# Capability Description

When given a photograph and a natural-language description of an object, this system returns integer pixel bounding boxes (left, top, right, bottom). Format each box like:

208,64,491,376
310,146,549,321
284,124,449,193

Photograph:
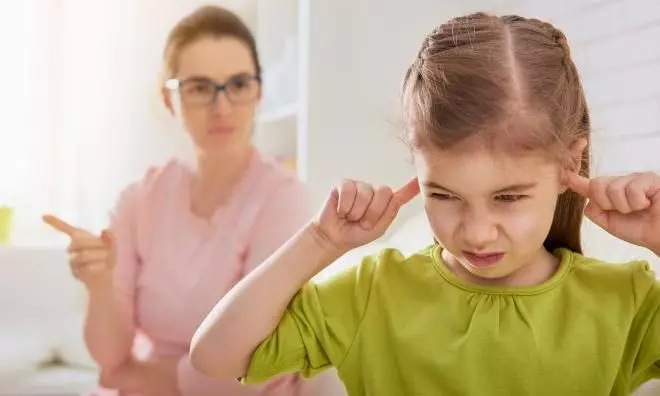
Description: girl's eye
496,194,527,203
430,193,456,200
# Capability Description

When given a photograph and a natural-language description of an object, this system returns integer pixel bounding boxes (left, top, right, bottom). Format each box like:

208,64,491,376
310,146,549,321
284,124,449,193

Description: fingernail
101,230,114,243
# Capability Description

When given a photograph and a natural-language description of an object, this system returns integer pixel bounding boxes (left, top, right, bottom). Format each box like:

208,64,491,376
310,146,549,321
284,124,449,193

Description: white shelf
251,0,303,180
256,102,299,124
254,108,297,157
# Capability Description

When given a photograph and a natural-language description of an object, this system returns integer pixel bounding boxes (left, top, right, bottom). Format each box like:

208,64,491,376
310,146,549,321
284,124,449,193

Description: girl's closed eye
430,192,458,200
495,194,528,203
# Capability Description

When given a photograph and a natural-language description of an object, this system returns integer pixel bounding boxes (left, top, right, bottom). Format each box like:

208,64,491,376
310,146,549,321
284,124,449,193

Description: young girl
189,13,660,395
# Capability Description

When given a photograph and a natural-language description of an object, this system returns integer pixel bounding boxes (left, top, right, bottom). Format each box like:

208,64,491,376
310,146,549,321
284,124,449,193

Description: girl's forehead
414,147,559,185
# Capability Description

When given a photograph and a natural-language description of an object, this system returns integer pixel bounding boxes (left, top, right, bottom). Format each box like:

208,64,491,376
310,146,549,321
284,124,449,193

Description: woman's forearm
98,357,145,392
100,357,182,396
84,283,135,371
189,223,342,379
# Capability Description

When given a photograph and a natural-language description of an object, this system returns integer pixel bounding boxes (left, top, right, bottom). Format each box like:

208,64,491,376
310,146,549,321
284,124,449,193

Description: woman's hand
567,171,660,255
42,214,116,291
313,178,420,254
99,357,180,396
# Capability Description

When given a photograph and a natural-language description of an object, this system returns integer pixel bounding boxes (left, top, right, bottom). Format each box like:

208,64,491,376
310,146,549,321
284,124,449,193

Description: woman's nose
210,90,233,116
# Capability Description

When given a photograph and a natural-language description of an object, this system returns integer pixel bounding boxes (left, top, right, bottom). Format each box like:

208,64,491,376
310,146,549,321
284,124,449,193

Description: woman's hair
403,13,590,253
161,6,261,80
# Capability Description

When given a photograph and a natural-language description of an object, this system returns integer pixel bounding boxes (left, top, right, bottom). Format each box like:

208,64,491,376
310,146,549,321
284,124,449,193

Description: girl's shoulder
567,248,654,278
563,248,658,304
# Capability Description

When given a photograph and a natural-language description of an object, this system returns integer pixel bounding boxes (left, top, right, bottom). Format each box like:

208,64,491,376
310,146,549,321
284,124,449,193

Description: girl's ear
560,138,588,193
569,138,588,173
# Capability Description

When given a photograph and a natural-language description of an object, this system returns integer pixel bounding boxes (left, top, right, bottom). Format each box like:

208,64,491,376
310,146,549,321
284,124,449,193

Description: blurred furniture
0,246,98,395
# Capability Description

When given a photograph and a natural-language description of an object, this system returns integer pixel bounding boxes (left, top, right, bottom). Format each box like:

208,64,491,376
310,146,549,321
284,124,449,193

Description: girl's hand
567,171,660,255
314,178,420,253
42,214,116,291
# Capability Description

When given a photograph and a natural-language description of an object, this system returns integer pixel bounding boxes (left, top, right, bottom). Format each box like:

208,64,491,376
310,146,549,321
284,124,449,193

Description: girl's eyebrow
493,182,538,194
423,180,538,195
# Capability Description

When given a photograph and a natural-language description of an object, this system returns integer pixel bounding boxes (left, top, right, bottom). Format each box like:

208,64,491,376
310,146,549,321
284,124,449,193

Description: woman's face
166,36,260,157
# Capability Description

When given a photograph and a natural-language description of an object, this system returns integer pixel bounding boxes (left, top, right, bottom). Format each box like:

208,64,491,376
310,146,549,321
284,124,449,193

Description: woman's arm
99,356,180,396
84,183,142,371
83,280,135,371
43,209,137,373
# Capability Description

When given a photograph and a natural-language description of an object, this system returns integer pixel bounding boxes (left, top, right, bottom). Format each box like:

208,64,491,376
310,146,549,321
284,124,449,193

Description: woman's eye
496,194,526,203
228,78,249,90
185,82,213,94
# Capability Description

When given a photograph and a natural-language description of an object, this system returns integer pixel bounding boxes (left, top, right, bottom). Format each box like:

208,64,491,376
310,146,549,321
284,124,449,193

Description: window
0,0,185,246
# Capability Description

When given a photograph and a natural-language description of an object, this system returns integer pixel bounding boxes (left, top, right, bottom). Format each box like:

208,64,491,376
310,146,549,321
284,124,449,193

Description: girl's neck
188,147,254,216
443,247,560,288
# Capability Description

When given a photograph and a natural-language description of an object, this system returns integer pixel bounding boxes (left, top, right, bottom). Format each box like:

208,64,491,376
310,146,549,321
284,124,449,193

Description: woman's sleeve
174,178,314,396
108,181,143,337
244,178,314,274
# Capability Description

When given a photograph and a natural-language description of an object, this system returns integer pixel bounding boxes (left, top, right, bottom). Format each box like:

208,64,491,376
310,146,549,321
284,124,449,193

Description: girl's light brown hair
161,5,261,80
403,13,590,253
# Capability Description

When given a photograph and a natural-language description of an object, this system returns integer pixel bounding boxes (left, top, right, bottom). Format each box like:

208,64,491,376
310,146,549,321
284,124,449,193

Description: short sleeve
240,253,380,385
244,179,313,273
627,261,660,390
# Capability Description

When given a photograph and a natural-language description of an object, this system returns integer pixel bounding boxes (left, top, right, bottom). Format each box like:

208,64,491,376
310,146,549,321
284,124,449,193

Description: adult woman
44,6,311,396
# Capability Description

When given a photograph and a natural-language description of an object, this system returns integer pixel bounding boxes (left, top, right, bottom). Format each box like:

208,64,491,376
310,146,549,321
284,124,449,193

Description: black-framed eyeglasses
164,75,261,107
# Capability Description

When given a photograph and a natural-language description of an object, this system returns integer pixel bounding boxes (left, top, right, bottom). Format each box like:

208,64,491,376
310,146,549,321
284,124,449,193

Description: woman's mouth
208,126,235,135
463,251,504,269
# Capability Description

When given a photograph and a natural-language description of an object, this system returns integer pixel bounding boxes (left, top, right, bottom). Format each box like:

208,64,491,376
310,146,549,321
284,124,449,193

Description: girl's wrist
304,223,347,270
306,222,346,257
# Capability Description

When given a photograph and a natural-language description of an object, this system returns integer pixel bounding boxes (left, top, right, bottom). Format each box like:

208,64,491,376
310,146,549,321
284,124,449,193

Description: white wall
4,0,205,244
301,0,468,230
0,1,61,245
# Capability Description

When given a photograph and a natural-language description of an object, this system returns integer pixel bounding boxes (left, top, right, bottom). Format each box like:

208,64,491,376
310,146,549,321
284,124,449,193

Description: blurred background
0,0,658,394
